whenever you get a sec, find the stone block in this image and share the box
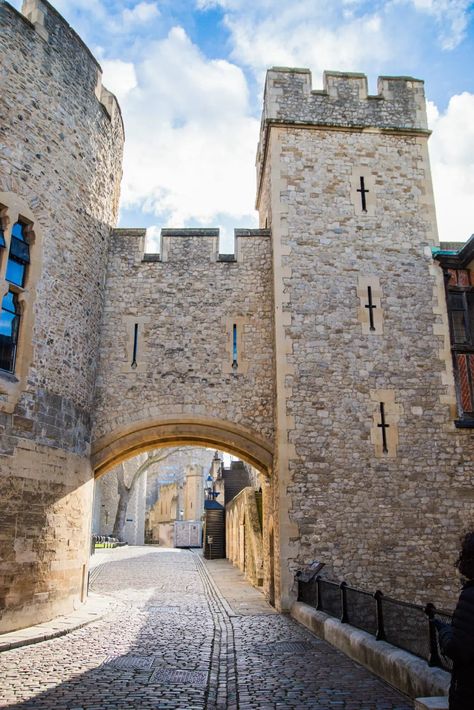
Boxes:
[414,699,449,710]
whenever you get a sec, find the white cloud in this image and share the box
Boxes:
[428,93,474,242]
[122,2,160,24]
[47,0,109,22]
[102,60,138,100]
[403,0,471,49]
[196,1,393,86]
[145,225,161,252]
[116,27,259,229]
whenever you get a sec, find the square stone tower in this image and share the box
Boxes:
[257,68,471,610]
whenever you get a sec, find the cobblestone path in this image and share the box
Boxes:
[0,547,413,709]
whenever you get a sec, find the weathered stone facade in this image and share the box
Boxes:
[92,455,148,545]
[0,0,123,632]
[257,68,473,610]
[148,482,179,547]
[91,226,275,477]
[226,486,264,588]
[147,463,206,546]
[1,1,473,634]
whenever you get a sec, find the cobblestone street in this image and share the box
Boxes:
[0,547,413,709]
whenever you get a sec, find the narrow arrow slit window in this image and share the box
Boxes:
[131,323,139,369]
[365,286,377,331]
[377,402,389,454]
[232,323,238,370]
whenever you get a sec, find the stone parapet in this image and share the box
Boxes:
[16,0,123,129]
[257,67,428,195]
[112,227,271,263]
[261,67,427,131]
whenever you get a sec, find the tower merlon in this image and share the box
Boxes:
[261,66,427,131]
[15,0,123,131]
[256,66,429,207]
[112,227,271,263]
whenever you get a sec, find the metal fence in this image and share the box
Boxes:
[90,534,126,555]
[297,576,453,672]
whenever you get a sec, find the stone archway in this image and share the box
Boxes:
[91,416,273,479]
[92,416,274,601]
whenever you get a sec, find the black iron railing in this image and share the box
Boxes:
[298,576,453,672]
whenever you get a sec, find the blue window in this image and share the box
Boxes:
[6,221,30,288]
[0,290,20,373]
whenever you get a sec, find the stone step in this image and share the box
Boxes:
[415,698,449,710]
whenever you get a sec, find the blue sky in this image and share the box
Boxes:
[11,0,474,250]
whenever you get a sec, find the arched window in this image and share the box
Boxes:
[0,193,41,411]
[0,290,21,373]
[0,221,30,375]
[6,221,30,288]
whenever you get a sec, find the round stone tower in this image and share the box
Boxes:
[0,0,124,632]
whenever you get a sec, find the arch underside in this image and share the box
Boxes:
[91,417,274,478]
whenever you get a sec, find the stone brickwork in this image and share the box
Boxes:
[257,68,473,610]
[146,447,214,510]
[1,0,473,634]
[148,482,179,547]
[226,487,264,588]
[92,455,147,545]
[0,0,123,632]
[91,227,275,475]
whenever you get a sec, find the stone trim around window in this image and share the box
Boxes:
[0,192,42,414]
[350,166,376,217]
[369,389,402,459]
[222,316,249,375]
[356,275,384,335]
[121,315,150,374]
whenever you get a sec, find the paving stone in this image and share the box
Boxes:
[0,547,413,709]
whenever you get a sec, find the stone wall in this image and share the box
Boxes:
[0,0,123,632]
[92,228,275,475]
[92,454,147,545]
[148,482,179,547]
[146,447,214,510]
[1,0,472,630]
[226,487,264,588]
[183,465,204,521]
[258,67,473,610]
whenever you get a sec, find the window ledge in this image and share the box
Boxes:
[0,370,19,384]
[454,419,474,429]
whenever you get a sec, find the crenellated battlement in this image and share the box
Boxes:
[257,67,429,192]
[261,67,428,130]
[111,227,271,263]
[3,0,122,129]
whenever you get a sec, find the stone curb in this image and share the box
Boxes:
[0,593,115,653]
[291,601,450,700]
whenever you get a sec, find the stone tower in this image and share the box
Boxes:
[0,0,124,632]
[183,464,204,521]
[1,0,472,633]
[257,68,471,609]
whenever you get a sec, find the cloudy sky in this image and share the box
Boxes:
[13,0,474,250]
